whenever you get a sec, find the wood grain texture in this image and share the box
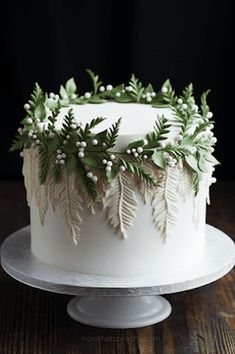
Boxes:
[0,180,234,354]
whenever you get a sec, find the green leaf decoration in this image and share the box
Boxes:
[11,70,218,202]
[106,118,121,148]
[60,85,68,99]
[65,78,77,94]
[39,144,49,184]
[127,140,145,150]
[86,69,102,95]
[34,102,46,121]
[106,165,118,183]
[120,159,156,186]
[82,153,103,168]
[128,74,145,103]
[200,90,211,118]
[10,134,26,151]
[161,79,177,106]
[76,161,99,202]
[28,83,44,110]
[146,115,170,148]
[66,154,76,175]
[151,150,167,169]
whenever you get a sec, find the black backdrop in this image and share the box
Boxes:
[0,0,233,180]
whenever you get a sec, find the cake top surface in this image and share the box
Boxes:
[56,103,174,135]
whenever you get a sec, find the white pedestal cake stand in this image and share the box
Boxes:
[1,224,235,329]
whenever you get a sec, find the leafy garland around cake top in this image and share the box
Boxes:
[11,69,219,204]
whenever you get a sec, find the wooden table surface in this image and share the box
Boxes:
[0,180,234,354]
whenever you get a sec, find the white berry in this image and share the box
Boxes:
[146,96,152,102]
[76,141,81,147]
[178,134,183,141]
[66,135,70,139]
[32,134,37,139]
[211,137,217,144]
[211,177,217,184]
[142,94,146,99]
[63,140,67,145]
[99,86,105,92]
[87,171,93,179]
[20,151,24,157]
[102,159,107,165]
[35,118,40,123]
[115,92,121,97]
[137,147,143,153]
[28,132,33,138]
[92,139,98,145]
[79,147,84,152]
[24,103,30,110]
[61,153,66,158]
[110,154,115,160]
[25,118,33,124]
[57,149,62,154]
[182,103,188,110]
[49,92,55,98]
[71,94,77,99]
[35,139,40,144]
[161,86,168,93]
[55,159,59,165]
[151,92,156,97]
[57,154,62,160]
[92,175,98,183]
[59,159,65,165]
[168,161,176,168]
[106,85,113,91]
[207,111,213,119]
[143,139,148,146]
[177,98,183,104]
[107,161,113,166]
[78,152,84,158]
[119,165,126,172]
[80,141,87,147]
[54,94,59,101]
[71,124,77,129]
[84,92,91,99]
[159,141,166,148]
[143,155,148,159]
[105,166,112,172]
[131,148,136,153]
[126,149,131,154]
[36,122,45,132]
[134,152,139,158]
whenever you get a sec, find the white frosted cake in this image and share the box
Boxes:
[11,71,218,276]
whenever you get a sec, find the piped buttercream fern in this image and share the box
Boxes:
[152,167,179,239]
[104,172,139,239]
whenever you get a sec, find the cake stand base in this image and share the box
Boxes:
[1,224,235,328]
[67,295,172,328]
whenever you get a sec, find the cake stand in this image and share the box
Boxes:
[1,224,235,329]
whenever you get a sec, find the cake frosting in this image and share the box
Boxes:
[11,71,218,277]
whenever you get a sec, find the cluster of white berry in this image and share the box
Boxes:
[27,130,41,146]
[76,141,87,158]
[126,142,148,160]
[55,149,67,166]
[164,153,179,168]
[48,92,60,101]
[86,171,98,183]
[102,155,115,172]
[142,91,156,103]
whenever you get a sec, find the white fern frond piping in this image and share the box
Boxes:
[104,172,139,239]
[152,167,179,239]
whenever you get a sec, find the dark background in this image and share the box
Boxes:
[0,0,233,180]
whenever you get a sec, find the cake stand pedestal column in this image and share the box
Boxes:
[67,295,171,328]
[1,224,235,329]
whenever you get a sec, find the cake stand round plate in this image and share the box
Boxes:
[1,224,235,328]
